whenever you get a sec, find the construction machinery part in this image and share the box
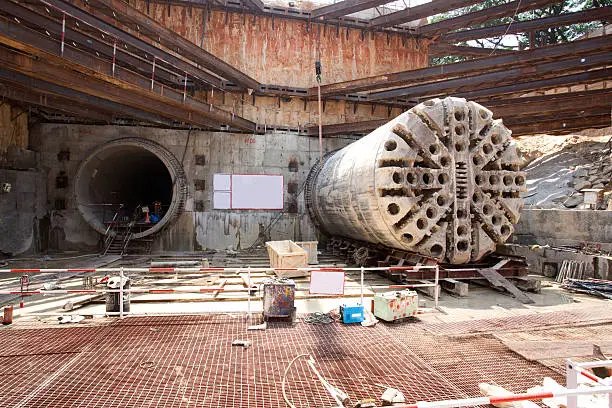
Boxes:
[305,97,525,264]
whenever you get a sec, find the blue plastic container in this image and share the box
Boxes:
[340,304,364,324]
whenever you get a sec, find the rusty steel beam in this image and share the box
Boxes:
[308,89,612,136]
[0,1,184,87]
[459,68,610,100]
[418,0,565,38]
[313,35,612,97]
[0,67,176,126]
[486,89,612,117]
[441,6,612,42]
[429,44,515,57]
[368,52,611,100]
[307,118,389,136]
[243,0,265,11]
[508,114,610,135]
[0,18,257,131]
[312,0,393,19]
[142,0,419,35]
[370,0,479,28]
[31,0,224,89]
[0,80,114,122]
[59,0,260,90]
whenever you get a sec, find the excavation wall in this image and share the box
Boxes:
[22,124,355,254]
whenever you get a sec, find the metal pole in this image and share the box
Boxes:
[111,39,117,76]
[61,13,66,57]
[119,267,125,319]
[247,266,251,320]
[566,359,578,408]
[360,266,364,306]
[151,57,156,90]
[434,265,439,309]
[183,72,188,102]
[317,82,323,162]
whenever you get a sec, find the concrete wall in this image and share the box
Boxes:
[29,123,355,253]
[512,209,612,249]
[133,5,428,87]
[0,169,46,256]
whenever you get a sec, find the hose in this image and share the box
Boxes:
[281,354,311,408]
[303,312,334,324]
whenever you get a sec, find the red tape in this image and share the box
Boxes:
[490,391,554,404]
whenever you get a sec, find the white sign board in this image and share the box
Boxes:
[213,174,231,191]
[213,191,231,209]
[230,175,283,210]
[309,271,345,295]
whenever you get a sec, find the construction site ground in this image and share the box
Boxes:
[1,249,611,407]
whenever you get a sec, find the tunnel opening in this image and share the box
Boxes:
[75,139,186,240]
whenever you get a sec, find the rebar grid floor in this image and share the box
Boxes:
[0,313,579,408]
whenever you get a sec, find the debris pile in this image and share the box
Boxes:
[561,279,612,299]
[517,131,611,209]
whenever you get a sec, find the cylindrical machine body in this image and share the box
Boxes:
[305,97,526,264]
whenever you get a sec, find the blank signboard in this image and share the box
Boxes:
[309,271,345,295]
[213,174,231,191]
[230,175,283,210]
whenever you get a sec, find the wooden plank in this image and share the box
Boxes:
[478,268,535,304]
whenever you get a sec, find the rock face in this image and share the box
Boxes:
[566,160,612,208]
[305,97,526,264]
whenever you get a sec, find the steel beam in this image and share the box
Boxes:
[459,68,610,100]
[313,35,612,97]
[441,6,612,42]
[0,80,114,122]
[418,0,564,38]
[368,52,611,100]
[308,89,612,136]
[0,1,184,87]
[32,0,225,89]
[370,0,479,28]
[429,44,515,56]
[509,115,610,135]
[0,20,257,131]
[60,0,260,90]
[312,0,394,19]
[0,67,176,126]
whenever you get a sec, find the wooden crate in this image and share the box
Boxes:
[265,240,308,278]
[295,241,318,264]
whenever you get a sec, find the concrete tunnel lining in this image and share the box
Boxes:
[74,138,186,240]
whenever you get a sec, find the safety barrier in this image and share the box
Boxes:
[1,265,440,319]
[391,358,612,408]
